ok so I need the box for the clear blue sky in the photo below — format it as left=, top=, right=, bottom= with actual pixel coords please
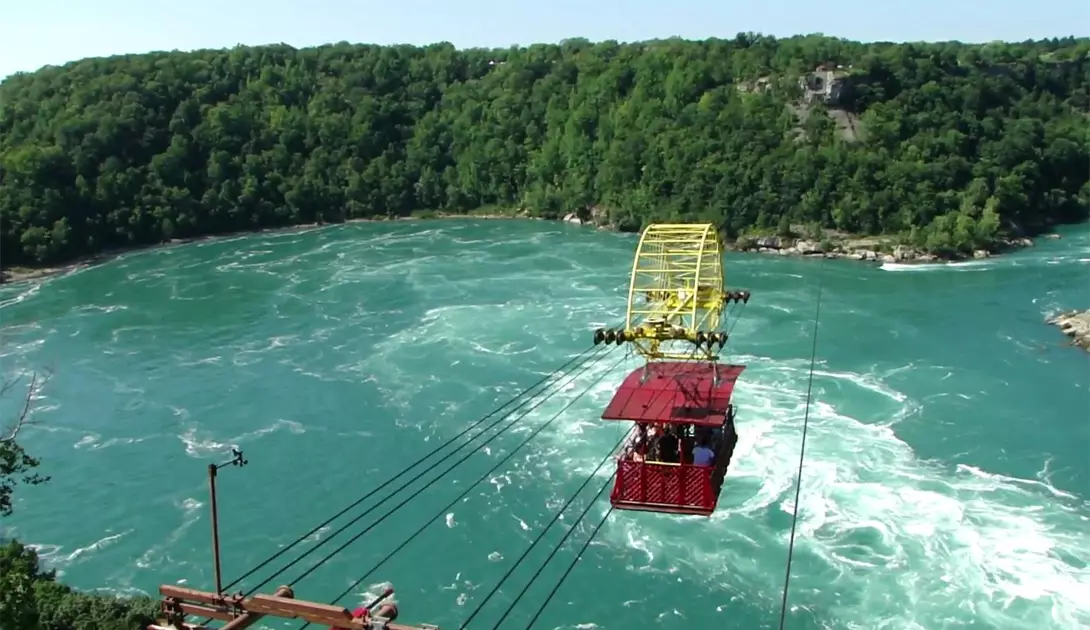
left=2, top=0, right=1087, bottom=79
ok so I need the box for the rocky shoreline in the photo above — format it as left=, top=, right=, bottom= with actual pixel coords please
left=1048, top=310, right=1090, bottom=352
left=561, top=212, right=1050, bottom=264
left=727, top=234, right=1040, bottom=263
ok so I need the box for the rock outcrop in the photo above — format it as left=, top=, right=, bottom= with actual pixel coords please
left=730, top=233, right=1037, bottom=264
left=1048, top=310, right=1090, bottom=351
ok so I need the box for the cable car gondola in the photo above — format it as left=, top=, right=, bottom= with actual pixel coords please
left=592, top=223, right=751, bottom=516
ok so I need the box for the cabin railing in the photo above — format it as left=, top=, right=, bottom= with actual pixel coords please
left=611, top=459, right=716, bottom=513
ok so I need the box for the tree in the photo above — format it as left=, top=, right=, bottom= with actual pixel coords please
left=0, top=539, right=44, bottom=630
left=1, top=369, right=50, bottom=517
left=0, top=539, right=160, bottom=630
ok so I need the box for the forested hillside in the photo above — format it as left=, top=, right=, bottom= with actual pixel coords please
left=1, top=34, right=1088, bottom=266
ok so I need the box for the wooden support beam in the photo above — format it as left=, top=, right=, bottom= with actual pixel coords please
left=172, top=602, right=234, bottom=621
left=160, top=585, right=238, bottom=607
left=156, top=584, right=440, bottom=630
left=220, top=614, right=261, bottom=630
left=219, top=585, right=293, bottom=630
left=246, top=594, right=354, bottom=625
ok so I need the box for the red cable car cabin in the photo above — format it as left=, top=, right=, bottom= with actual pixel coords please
left=602, top=362, right=745, bottom=516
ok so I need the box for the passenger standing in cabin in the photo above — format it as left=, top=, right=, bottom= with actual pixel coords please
left=692, top=437, right=715, bottom=466
left=645, top=423, right=663, bottom=460
left=658, top=426, right=680, bottom=463
left=634, top=423, right=648, bottom=452
left=630, top=423, right=649, bottom=461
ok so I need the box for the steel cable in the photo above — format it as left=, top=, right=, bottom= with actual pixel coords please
left=776, top=260, right=825, bottom=630
left=295, top=352, right=630, bottom=629
left=250, top=345, right=615, bottom=598
left=457, top=428, right=629, bottom=629
left=502, top=479, right=615, bottom=630
left=219, top=341, right=607, bottom=594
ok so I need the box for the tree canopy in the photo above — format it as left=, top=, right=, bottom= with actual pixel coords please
left=1, top=34, right=1088, bottom=265
left=0, top=539, right=158, bottom=630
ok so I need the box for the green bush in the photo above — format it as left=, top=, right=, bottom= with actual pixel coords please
left=0, top=540, right=158, bottom=630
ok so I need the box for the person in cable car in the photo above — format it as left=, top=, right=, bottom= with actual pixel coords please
left=622, top=425, right=646, bottom=462
left=631, top=423, right=649, bottom=459
left=692, top=436, right=715, bottom=466
left=657, top=426, right=680, bottom=463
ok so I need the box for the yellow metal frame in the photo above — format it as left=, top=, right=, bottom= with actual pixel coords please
left=623, top=223, right=725, bottom=361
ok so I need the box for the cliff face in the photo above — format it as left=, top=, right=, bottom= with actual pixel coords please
left=1048, top=310, right=1090, bottom=351
left=742, top=65, right=864, bottom=142
left=801, top=64, right=854, bottom=107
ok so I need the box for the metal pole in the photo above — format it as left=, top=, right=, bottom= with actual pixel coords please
left=209, top=463, right=223, bottom=596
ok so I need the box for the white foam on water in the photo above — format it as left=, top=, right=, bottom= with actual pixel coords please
left=177, top=418, right=307, bottom=458
left=133, top=497, right=203, bottom=571
left=366, top=291, right=1086, bottom=626
left=0, top=280, right=43, bottom=309
left=880, top=260, right=994, bottom=273
left=390, top=296, right=1086, bottom=629
left=5, top=220, right=1087, bottom=630
left=55, top=530, right=133, bottom=566
left=589, top=358, right=1090, bottom=630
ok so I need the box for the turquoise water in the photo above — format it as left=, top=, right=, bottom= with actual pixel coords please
left=1, top=220, right=1088, bottom=630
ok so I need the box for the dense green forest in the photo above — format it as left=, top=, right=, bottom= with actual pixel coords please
left=1, top=34, right=1088, bottom=267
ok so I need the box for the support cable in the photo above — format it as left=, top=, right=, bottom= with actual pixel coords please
left=221, top=341, right=608, bottom=594
left=258, top=346, right=614, bottom=596
left=503, top=478, right=615, bottom=630
left=776, top=261, right=825, bottom=630
left=295, top=352, right=630, bottom=630
left=473, top=340, right=684, bottom=623
left=458, top=428, right=629, bottom=630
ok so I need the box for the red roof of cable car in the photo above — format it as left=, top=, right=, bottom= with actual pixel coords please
left=601, top=362, right=746, bottom=427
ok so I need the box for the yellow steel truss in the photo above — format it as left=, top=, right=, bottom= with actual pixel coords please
left=623, top=223, right=726, bottom=361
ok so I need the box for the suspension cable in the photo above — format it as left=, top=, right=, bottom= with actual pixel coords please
left=776, top=261, right=825, bottom=630
left=458, top=428, right=629, bottom=630
left=505, top=478, right=615, bottom=630
left=220, top=341, right=607, bottom=594
left=465, top=364, right=683, bottom=628
left=266, top=346, right=615, bottom=594
left=236, top=348, right=614, bottom=597
left=296, top=352, right=630, bottom=630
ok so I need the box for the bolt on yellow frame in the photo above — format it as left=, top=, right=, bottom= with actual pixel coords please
left=623, top=223, right=726, bottom=361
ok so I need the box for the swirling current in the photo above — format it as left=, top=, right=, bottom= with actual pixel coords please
left=1, top=219, right=1088, bottom=630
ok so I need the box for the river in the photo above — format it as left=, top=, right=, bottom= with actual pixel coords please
left=1, top=219, right=1088, bottom=630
